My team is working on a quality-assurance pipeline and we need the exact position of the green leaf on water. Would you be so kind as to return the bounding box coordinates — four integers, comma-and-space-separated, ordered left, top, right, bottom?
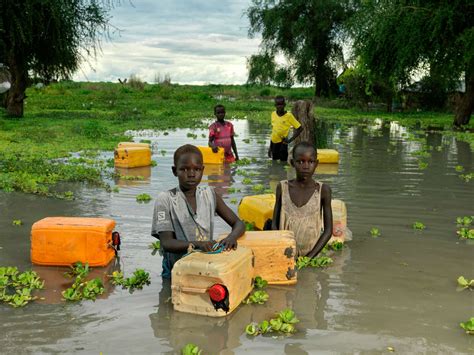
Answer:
460, 317, 474, 335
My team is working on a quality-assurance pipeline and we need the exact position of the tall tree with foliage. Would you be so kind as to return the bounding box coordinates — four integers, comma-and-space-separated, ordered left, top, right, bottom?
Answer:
247, 0, 353, 97
0, 0, 114, 117
350, 0, 474, 126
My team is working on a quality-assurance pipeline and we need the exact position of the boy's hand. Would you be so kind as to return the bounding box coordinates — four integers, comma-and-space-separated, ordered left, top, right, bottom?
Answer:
194, 241, 214, 252
211, 146, 219, 153
219, 236, 238, 251
282, 137, 289, 144
268, 147, 272, 158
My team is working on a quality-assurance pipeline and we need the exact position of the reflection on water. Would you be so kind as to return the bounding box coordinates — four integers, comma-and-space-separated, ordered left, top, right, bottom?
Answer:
1, 119, 473, 353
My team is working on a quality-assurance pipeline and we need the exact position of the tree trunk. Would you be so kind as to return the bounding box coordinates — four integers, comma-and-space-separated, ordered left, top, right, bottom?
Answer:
6, 55, 28, 117
453, 68, 473, 127
291, 100, 316, 146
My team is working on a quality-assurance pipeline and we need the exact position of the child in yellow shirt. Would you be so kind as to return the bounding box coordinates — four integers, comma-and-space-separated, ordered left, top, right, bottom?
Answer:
268, 96, 303, 162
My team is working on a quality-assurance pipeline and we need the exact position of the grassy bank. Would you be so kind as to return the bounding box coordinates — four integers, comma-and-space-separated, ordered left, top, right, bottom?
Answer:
0, 81, 471, 196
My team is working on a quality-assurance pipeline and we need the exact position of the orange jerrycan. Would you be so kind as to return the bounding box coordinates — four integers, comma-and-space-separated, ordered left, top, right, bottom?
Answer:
219, 230, 297, 285
171, 247, 254, 317
31, 217, 116, 267
117, 142, 151, 149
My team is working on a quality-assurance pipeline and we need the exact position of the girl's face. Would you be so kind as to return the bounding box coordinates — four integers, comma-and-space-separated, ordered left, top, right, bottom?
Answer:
291, 148, 318, 180
214, 106, 225, 121
172, 152, 204, 190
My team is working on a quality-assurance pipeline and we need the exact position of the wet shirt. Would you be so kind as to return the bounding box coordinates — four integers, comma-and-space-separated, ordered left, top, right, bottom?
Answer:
209, 121, 235, 162
270, 112, 301, 143
151, 186, 216, 278
279, 180, 323, 257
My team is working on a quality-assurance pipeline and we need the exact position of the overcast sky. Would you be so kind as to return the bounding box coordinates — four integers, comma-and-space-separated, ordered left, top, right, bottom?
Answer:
73, 0, 260, 85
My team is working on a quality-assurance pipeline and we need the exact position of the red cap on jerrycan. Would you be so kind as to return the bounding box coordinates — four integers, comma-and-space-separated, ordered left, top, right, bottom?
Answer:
208, 284, 230, 313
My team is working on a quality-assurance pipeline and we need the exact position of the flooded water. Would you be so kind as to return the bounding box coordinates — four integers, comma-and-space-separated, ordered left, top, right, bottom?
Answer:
1, 119, 473, 354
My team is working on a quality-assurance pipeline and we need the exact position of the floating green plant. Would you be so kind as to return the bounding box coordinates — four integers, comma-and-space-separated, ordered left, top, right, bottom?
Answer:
109, 269, 151, 291
149, 240, 161, 255
242, 178, 252, 185
181, 344, 202, 355
456, 216, 473, 227
245, 308, 299, 336
457, 276, 474, 290
245, 222, 255, 231
243, 290, 269, 305
370, 227, 381, 237
456, 228, 474, 239
455, 165, 464, 172
254, 276, 268, 289
412, 221, 426, 231
230, 198, 238, 204
136, 193, 152, 203
329, 241, 344, 251
252, 184, 265, 192
460, 317, 474, 335
296, 256, 333, 269
12, 219, 22, 226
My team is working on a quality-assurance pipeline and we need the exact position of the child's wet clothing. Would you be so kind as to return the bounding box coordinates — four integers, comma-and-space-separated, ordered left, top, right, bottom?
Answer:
209, 121, 235, 163
279, 180, 323, 256
151, 186, 216, 278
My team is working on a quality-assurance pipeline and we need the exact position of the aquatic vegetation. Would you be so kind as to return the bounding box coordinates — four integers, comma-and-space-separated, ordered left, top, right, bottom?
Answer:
254, 276, 268, 289
112, 186, 120, 193
245, 308, 299, 336
109, 269, 151, 291
455, 165, 464, 172
243, 290, 269, 304
456, 216, 473, 227
82, 279, 105, 300
252, 184, 265, 193
460, 317, 474, 335
263, 188, 273, 194
329, 241, 344, 251
186, 132, 198, 139
296, 256, 333, 269
456, 228, 474, 239
227, 187, 241, 193
242, 138, 250, 144
62, 276, 104, 302
136, 193, 152, 203
459, 173, 474, 182
245, 222, 255, 231
150, 160, 157, 167
139, 139, 151, 144
412, 222, 426, 231
65, 261, 90, 279
149, 240, 161, 256
0, 267, 44, 307
181, 344, 202, 355
417, 161, 428, 170
370, 227, 381, 237
242, 178, 252, 185
457, 276, 474, 290
230, 198, 238, 204
12, 219, 22, 226
233, 158, 251, 166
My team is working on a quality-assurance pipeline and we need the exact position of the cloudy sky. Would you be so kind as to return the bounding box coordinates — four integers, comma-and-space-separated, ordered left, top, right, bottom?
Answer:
73, 0, 261, 85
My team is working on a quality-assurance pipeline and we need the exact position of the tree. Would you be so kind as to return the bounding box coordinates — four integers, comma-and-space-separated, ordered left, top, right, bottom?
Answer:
247, 0, 354, 97
247, 53, 276, 86
350, 1, 474, 126
0, 0, 114, 117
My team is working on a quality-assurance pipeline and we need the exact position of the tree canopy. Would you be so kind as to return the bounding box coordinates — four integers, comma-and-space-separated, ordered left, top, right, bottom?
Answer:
0, 0, 114, 117
247, 0, 353, 97
350, 0, 474, 125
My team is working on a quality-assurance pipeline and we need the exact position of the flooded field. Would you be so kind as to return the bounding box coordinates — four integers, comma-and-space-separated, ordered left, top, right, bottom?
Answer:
1, 119, 473, 354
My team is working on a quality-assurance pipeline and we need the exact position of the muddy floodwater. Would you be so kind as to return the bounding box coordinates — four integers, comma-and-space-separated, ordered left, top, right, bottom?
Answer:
1, 119, 473, 354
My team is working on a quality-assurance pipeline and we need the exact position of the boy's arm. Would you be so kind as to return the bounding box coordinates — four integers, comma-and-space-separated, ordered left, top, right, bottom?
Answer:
153, 231, 214, 253
208, 125, 218, 153
215, 193, 245, 250
271, 182, 282, 230
285, 126, 303, 144
306, 184, 333, 258
231, 136, 239, 160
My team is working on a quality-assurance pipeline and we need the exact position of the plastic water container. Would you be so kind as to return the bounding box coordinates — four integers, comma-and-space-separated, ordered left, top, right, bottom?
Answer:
171, 247, 254, 317
114, 146, 151, 168
31, 217, 116, 266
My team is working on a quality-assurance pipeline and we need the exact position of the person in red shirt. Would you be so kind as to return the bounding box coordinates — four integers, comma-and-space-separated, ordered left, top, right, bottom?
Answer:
208, 104, 239, 163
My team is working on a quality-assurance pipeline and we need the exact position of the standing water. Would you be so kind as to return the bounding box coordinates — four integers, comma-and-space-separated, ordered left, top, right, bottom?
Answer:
1, 119, 473, 354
